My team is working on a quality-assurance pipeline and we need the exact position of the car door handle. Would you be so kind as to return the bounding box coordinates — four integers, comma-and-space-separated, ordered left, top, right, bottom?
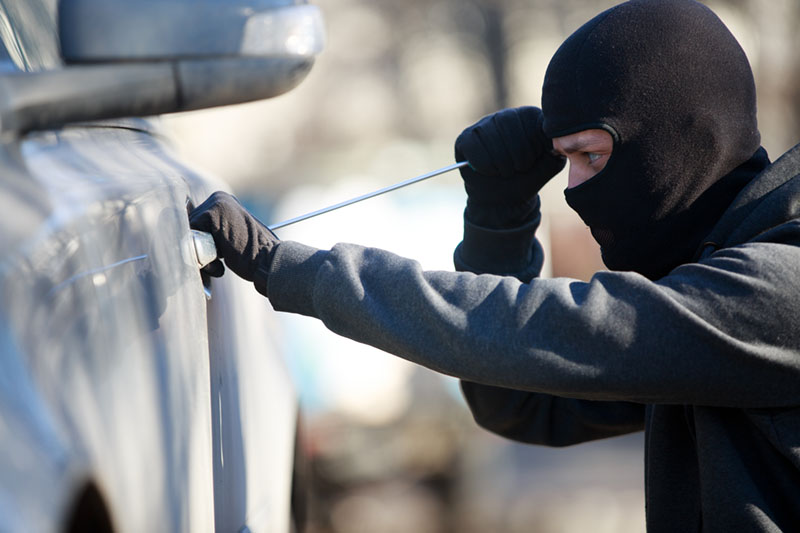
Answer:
191, 230, 217, 268
191, 230, 217, 300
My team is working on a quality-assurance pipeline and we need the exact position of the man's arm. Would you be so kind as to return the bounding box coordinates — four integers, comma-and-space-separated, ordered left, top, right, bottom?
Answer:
453, 198, 645, 445
460, 381, 645, 446
265, 224, 800, 408
447, 107, 645, 444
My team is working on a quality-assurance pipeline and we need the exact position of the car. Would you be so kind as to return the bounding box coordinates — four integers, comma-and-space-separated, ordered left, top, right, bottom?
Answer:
0, 0, 324, 531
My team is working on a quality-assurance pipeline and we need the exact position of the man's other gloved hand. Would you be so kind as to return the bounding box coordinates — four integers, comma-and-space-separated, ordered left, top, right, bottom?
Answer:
189, 191, 278, 295
455, 106, 565, 227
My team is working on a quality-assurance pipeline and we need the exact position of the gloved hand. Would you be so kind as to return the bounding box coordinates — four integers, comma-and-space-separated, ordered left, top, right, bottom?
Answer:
189, 191, 279, 295
455, 106, 565, 227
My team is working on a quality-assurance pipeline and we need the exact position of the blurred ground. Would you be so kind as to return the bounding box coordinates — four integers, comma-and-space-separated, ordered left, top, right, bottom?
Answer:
302, 374, 645, 533
163, 0, 800, 531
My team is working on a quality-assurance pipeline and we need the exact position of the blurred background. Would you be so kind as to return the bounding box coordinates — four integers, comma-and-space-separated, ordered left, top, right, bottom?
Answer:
164, 1, 799, 531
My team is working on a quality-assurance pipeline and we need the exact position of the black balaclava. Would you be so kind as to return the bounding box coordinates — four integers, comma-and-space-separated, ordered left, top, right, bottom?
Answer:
542, 0, 768, 280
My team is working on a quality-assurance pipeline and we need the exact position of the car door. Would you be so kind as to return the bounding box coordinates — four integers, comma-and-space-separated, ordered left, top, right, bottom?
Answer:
0, 0, 322, 530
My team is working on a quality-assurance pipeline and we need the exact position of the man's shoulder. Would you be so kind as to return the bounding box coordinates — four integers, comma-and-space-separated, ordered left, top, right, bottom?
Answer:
748, 143, 800, 220
738, 143, 800, 208
707, 144, 800, 249
765, 143, 800, 183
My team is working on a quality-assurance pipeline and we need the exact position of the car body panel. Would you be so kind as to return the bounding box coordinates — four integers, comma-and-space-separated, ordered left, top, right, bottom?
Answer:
4, 125, 217, 531
0, 121, 298, 531
0, 0, 312, 528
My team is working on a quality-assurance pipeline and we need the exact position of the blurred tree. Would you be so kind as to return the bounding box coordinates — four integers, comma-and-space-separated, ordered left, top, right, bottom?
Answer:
476, 1, 510, 109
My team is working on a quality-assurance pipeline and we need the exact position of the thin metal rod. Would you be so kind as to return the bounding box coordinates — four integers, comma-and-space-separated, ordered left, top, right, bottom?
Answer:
268, 161, 468, 231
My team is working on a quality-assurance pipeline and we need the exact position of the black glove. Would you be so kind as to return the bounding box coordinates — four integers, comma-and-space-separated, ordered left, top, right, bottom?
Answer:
455, 106, 565, 227
189, 191, 279, 295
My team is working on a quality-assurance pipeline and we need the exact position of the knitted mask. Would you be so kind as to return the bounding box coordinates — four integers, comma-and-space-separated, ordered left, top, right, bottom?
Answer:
541, 0, 765, 279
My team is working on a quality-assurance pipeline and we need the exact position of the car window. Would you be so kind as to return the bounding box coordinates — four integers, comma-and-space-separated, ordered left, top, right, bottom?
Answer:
0, 38, 17, 73
0, 0, 60, 71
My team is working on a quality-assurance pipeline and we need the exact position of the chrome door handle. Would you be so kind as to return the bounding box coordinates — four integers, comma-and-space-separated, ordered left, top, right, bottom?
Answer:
191, 230, 217, 300
191, 230, 217, 268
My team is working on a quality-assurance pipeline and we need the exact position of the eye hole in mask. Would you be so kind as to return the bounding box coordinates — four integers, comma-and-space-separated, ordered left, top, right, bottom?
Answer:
551, 128, 615, 189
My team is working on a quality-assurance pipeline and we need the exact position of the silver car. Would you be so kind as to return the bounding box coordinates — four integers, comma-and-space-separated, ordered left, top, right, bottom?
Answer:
0, 0, 323, 531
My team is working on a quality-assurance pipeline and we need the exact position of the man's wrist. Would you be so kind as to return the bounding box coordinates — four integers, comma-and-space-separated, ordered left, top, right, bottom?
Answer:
465, 195, 540, 230
253, 245, 275, 297
455, 203, 544, 281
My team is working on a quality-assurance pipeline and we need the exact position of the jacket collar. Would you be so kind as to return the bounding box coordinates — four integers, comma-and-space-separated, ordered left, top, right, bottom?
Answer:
698, 143, 800, 259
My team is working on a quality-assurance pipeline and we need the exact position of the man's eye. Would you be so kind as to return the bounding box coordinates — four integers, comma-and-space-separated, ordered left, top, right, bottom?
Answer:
587, 152, 602, 163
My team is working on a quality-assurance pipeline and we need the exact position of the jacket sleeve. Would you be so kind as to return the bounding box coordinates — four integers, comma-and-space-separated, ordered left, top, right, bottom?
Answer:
454, 200, 644, 445
265, 219, 800, 409
459, 380, 645, 446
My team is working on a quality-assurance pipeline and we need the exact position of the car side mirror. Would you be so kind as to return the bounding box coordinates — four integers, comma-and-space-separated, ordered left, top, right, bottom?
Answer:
59, 0, 324, 62
0, 1, 324, 136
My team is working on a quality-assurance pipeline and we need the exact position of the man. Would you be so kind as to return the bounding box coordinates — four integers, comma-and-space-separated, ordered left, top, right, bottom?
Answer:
190, 0, 800, 530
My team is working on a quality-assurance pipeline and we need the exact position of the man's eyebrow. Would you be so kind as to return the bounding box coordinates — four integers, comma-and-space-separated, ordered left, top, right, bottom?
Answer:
553, 135, 609, 155
552, 139, 585, 155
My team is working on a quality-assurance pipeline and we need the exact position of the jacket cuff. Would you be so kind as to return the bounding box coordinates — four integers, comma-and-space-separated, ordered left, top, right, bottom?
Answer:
454, 204, 543, 281
265, 241, 328, 318
253, 256, 270, 297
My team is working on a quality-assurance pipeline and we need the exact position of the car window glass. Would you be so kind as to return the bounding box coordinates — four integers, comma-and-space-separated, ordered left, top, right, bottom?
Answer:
0, 37, 17, 73
0, 0, 60, 71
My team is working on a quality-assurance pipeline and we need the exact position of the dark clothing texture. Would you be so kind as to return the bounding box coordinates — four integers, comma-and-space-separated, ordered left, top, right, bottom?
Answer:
264, 142, 800, 532
542, 0, 761, 279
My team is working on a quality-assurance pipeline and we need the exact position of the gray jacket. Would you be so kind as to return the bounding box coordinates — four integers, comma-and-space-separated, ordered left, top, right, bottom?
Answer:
266, 144, 800, 532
